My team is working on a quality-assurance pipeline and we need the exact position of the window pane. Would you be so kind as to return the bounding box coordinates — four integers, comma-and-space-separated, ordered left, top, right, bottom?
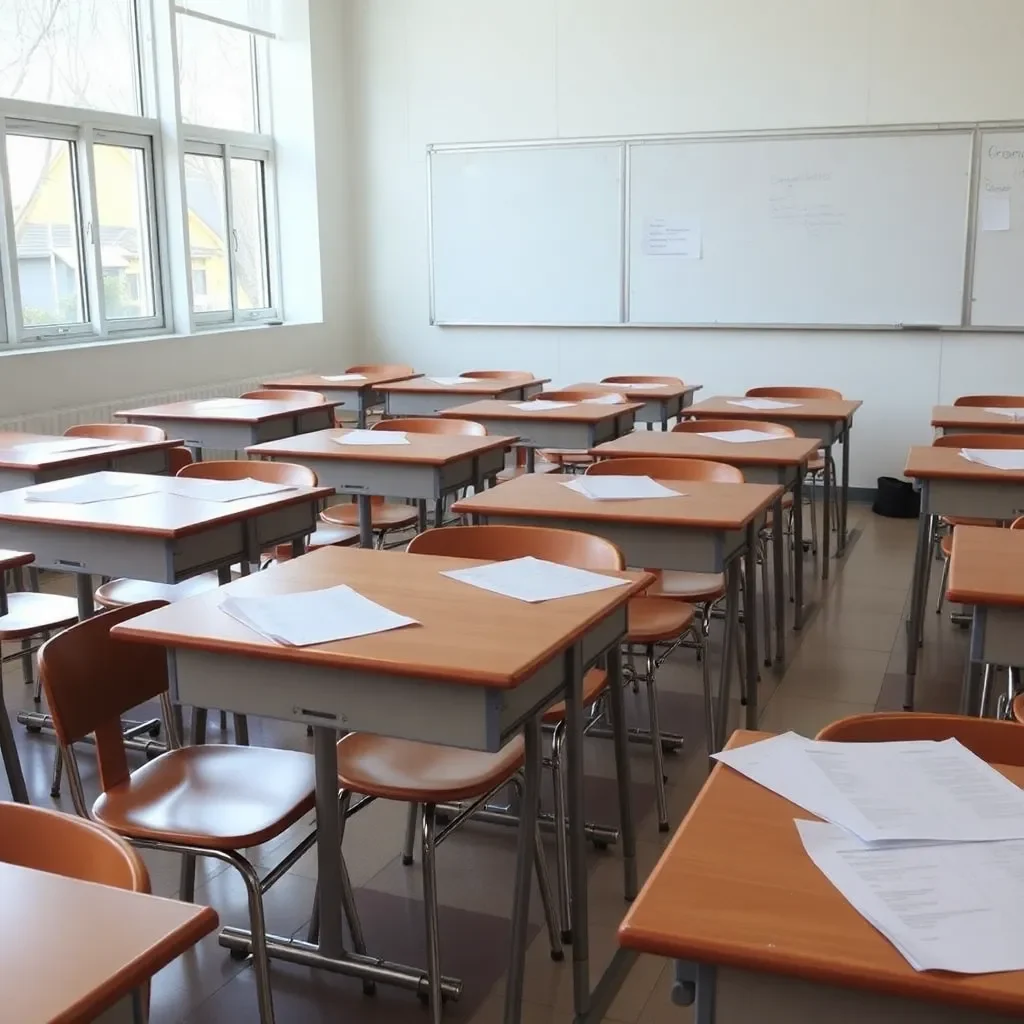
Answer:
177, 14, 257, 132
184, 153, 230, 313
0, 0, 139, 114
93, 144, 156, 320
8, 134, 87, 328
230, 158, 270, 310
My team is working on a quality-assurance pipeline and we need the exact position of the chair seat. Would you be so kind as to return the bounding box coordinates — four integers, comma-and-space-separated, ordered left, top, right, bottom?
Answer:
269, 523, 361, 562
95, 573, 223, 610
940, 534, 953, 558
1013, 694, 1024, 726
496, 461, 560, 481
93, 746, 315, 850
320, 503, 419, 531
538, 450, 594, 467
543, 668, 608, 724
0, 593, 78, 641
627, 596, 695, 644
645, 569, 726, 604
336, 733, 525, 803
940, 516, 998, 529
808, 455, 825, 473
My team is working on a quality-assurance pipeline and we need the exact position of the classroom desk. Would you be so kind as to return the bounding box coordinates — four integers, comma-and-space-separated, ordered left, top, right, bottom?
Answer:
116, 396, 334, 455
453, 473, 783, 744
112, 546, 650, 1024
903, 446, 1024, 707
261, 370, 422, 428
592, 432, 820, 640
618, 729, 1024, 1024
564, 381, 702, 430
1, 858, 217, 1024
0, 472, 332, 620
247, 428, 515, 549
948, 525, 1024, 716
378, 375, 548, 416
931, 405, 1024, 436
440, 399, 640, 471
0, 433, 178, 492
684, 397, 862, 579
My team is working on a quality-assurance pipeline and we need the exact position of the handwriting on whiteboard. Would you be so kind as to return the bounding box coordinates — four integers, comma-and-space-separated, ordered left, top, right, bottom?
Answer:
643, 217, 702, 258
768, 170, 845, 238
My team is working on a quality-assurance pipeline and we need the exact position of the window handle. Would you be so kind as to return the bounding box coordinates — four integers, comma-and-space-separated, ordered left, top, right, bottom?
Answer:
232, 228, 239, 253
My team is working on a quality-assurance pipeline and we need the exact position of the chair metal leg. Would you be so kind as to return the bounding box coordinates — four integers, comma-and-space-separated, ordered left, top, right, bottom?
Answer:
402, 803, 420, 866
219, 709, 228, 733
0, 687, 29, 803
979, 663, 995, 718
421, 803, 443, 1024
49, 745, 63, 798
808, 474, 819, 556
645, 645, 669, 833
232, 852, 277, 1024
549, 720, 572, 944
935, 556, 951, 615
517, 775, 564, 962
233, 713, 249, 746
759, 540, 771, 668
698, 624, 713, 760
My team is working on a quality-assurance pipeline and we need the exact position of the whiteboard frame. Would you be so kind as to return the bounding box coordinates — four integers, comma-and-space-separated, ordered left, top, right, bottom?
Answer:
426, 119, 1024, 331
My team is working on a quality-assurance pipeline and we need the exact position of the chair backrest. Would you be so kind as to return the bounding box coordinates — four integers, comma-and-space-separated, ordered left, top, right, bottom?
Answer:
601, 375, 684, 388
954, 395, 1024, 408
672, 419, 794, 438
816, 712, 1024, 767
586, 456, 744, 483
177, 459, 317, 487
933, 433, 1024, 450
1013, 517, 1024, 530
460, 369, 532, 381
65, 423, 166, 443
240, 389, 326, 404
39, 601, 170, 793
0, 802, 150, 892
168, 446, 194, 475
374, 417, 486, 436
346, 364, 416, 378
408, 523, 624, 571
543, 388, 620, 403
745, 386, 842, 400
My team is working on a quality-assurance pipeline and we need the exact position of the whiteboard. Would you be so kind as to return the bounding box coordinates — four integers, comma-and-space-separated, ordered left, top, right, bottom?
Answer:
627, 132, 974, 327
970, 131, 1024, 327
429, 143, 624, 325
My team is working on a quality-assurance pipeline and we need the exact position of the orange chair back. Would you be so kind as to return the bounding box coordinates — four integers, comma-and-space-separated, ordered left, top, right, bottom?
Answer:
587, 456, 743, 483
408, 524, 623, 572
602, 375, 684, 388
672, 419, 794, 438
933, 433, 1024, 450
745, 386, 842, 400
240, 389, 325, 404
39, 601, 170, 792
0, 802, 150, 892
65, 423, 166, 443
178, 459, 317, 487
374, 418, 486, 436
346, 364, 416, 378
954, 395, 1024, 408
816, 712, 1024, 767
168, 447, 194, 475
543, 388, 620, 403
460, 369, 532, 381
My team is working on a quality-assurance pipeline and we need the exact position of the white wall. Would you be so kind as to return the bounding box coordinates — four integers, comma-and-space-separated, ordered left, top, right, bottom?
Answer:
348, 0, 1024, 487
0, 0, 356, 421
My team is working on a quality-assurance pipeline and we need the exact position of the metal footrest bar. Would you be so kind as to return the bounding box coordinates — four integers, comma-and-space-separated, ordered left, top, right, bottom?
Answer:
217, 928, 463, 1001
18, 710, 164, 758
583, 723, 684, 753
434, 802, 620, 847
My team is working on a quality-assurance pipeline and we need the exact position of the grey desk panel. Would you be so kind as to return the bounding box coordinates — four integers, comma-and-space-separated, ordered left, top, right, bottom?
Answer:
122, 417, 257, 452
972, 606, 1024, 668
732, 464, 800, 488
244, 501, 319, 557
0, 449, 172, 493
633, 395, 685, 425
923, 478, 1024, 520
774, 417, 845, 447
0, 468, 42, 492
472, 411, 635, 452
109, 449, 172, 475
384, 384, 543, 417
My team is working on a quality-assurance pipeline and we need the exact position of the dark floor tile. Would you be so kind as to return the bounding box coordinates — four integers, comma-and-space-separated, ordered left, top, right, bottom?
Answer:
875, 671, 962, 714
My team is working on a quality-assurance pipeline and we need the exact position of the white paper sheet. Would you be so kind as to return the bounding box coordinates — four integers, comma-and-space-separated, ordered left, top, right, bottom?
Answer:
510, 400, 577, 411
643, 216, 702, 258
424, 376, 474, 386
164, 478, 297, 502
320, 374, 367, 382
582, 393, 626, 405
193, 398, 251, 409
562, 476, 683, 501
219, 584, 418, 646
10, 437, 120, 455
982, 407, 1024, 420
980, 193, 1012, 232
333, 430, 410, 446
441, 555, 629, 603
698, 429, 786, 443
727, 398, 800, 410
601, 382, 668, 390
960, 448, 1024, 471
23, 472, 159, 505
797, 820, 1024, 974
715, 733, 1024, 843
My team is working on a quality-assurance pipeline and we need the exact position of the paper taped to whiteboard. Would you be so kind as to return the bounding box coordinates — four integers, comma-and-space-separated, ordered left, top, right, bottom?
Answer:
981, 194, 1011, 232
643, 217, 701, 258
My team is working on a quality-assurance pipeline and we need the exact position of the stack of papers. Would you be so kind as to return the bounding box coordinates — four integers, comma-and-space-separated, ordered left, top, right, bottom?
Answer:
698, 429, 785, 444
510, 400, 577, 411
333, 430, 410, 446
715, 733, 1024, 974
960, 448, 1024, 471
562, 476, 682, 501
23, 473, 158, 504
441, 555, 629, 603
982, 407, 1024, 420
165, 478, 296, 502
11, 437, 120, 455
425, 376, 474, 386
220, 584, 418, 646
321, 374, 367, 382
727, 398, 800, 410
582, 393, 626, 405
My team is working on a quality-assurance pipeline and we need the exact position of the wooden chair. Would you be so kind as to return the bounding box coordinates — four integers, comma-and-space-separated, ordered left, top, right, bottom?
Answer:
0, 551, 78, 804
460, 369, 533, 381
65, 423, 166, 443
376, 417, 486, 436
601, 375, 684, 388
38, 602, 318, 1024
954, 395, 1024, 407
817, 712, 1024, 766
240, 389, 327, 404
346, 363, 416, 378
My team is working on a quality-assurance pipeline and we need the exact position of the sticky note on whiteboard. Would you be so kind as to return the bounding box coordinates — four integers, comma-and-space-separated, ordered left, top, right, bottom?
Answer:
981, 194, 1011, 232
644, 217, 702, 258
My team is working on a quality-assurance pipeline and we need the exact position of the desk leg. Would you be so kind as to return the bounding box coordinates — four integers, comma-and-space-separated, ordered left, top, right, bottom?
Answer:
821, 445, 832, 580
0, 575, 29, 801
743, 523, 759, 729
838, 423, 850, 557
960, 609, 986, 716
904, 508, 932, 706
357, 494, 373, 549
314, 725, 345, 956
772, 496, 785, 666
793, 474, 805, 631
714, 564, 741, 752
605, 648, 637, 899
75, 574, 94, 620
504, 715, 541, 1024
357, 394, 367, 430
695, 964, 717, 1024
526, 447, 536, 473
564, 642, 591, 1020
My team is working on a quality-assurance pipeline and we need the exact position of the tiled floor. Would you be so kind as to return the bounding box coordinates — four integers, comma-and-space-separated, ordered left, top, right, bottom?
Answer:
0, 503, 965, 1023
